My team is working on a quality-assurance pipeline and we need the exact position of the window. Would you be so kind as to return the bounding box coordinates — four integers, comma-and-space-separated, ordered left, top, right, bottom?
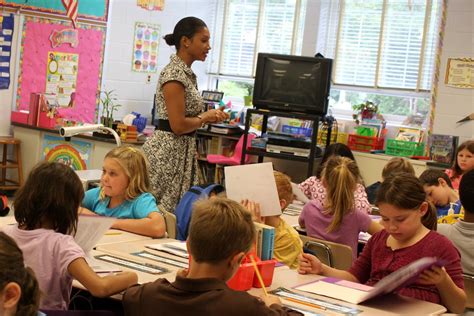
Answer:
317, 0, 442, 126
208, 0, 306, 104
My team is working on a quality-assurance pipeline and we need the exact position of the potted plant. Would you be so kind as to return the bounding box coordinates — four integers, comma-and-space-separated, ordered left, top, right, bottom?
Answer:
99, 90, 121, 127
242, 83, 253, 107
352, 101, 378, 125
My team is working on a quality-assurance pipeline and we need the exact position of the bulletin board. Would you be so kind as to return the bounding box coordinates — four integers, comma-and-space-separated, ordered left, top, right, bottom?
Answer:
16, 16, 106, 123
0, 0, 109, 22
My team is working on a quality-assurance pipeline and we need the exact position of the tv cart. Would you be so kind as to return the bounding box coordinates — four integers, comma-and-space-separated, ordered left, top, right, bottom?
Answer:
241, 108, 323, 178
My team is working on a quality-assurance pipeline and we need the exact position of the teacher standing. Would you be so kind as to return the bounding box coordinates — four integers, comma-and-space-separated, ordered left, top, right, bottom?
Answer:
143, 17, 228, 212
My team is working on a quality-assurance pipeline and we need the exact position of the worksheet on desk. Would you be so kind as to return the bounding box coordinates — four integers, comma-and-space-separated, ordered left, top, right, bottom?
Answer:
224, 162, 281, 217
75, 215, 116, 253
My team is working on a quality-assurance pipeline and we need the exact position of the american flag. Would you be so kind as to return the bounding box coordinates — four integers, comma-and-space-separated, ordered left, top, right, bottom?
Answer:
61, 0, 78, 28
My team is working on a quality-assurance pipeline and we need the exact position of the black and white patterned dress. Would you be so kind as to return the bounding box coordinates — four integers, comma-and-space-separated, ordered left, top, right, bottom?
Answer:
143, 54, 204, 212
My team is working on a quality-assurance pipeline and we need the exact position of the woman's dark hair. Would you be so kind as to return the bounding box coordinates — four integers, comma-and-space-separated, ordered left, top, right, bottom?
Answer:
0, 232, 40, 316
376, 173, 437, 230
450, 140, 474, 180
315, 143, 356, 178
163, 16, 207, 50
13, 161, 84, 235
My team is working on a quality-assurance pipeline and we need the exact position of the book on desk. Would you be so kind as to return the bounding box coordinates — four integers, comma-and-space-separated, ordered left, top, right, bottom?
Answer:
294, 257, 445, 304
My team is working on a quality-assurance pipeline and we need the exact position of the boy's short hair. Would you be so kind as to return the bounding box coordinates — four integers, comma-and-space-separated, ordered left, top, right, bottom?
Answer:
419, 169, 454, 188
459, 170, 474, 214
188, 197, 255, 263
274, 171, 293, 204
382, 157, 415, 180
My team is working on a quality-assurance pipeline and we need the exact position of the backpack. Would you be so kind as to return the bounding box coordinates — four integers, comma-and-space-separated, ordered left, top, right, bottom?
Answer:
175, 184, 224, 241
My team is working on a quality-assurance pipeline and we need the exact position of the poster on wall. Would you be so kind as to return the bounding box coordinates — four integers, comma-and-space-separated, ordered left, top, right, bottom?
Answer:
17, 17, 106, 123
445, 58, 474, 88
0, 0, 109, 22
0, 13, 14, 89
132, 22, 159, 73
42, 134, 92, 170
137, 0, 164, 11
46, 51, 79, 107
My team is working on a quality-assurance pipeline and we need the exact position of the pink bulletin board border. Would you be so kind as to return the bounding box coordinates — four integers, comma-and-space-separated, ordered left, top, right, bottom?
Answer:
16, 16, 106, 123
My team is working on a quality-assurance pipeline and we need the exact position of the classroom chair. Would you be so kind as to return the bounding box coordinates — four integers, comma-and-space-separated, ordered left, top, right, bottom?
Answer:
161, 208, 177, 239
0, 137, 23, 191
207, 133, 256, 166
300, 235, 353, 270
464, 273, 474, 309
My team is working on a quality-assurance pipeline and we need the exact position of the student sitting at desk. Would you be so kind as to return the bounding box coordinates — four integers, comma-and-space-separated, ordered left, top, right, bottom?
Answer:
438, 169, 474, 275
243, 171, 302, 269
299, 156, 383, 260
298, 173, 466, 314
81, 146, 166, 238
365, 157, 415, 205
123, 197, 303, 316
419, 169, 462, 220
298, 143, 371, 213
1, 162, 138, 310
0, 231, 40, 316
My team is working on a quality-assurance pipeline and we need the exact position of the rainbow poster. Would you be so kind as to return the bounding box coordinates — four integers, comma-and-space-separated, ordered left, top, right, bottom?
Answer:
41, 134, 92, 170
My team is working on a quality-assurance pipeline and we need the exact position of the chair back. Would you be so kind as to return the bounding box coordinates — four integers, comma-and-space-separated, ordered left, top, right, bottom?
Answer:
233, 133, 256, 163
465, 273, 474, 309
300, 235, 353, 270
161, 208, 177, 239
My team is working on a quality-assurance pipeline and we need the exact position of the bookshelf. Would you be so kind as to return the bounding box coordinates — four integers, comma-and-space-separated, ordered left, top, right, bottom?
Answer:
195, 129, 241, 184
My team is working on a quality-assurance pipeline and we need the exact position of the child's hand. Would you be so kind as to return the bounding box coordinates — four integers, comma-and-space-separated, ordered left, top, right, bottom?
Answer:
176, 268, 189, 278
260, 294, 282, 307
241, 199, 264, 223
418, 266, 448, 285
298, 253, 322, 275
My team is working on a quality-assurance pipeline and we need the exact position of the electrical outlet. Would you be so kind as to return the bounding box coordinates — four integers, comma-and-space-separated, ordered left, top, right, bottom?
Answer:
146, 75, 152, 84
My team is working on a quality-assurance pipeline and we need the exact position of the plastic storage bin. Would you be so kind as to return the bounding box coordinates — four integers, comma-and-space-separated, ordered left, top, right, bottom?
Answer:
348, 134, 385, 152
385, 139, 425, 157
252, 259, 277, 288
227, 263, 255, 291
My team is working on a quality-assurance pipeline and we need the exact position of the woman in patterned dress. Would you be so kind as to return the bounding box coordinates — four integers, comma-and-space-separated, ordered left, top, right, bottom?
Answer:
143, 17, 228, 212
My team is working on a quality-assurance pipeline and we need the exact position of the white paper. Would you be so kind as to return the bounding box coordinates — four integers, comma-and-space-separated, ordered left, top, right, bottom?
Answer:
75, 215, 116, 254
224, 162, 281, 216
291, 182, 309, 203
146, 241, 189, 258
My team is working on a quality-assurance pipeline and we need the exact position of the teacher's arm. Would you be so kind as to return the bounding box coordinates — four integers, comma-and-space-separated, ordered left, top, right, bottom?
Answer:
164, 81, 228, 135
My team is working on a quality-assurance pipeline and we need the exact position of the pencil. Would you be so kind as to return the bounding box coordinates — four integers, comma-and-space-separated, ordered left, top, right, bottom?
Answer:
105, 232, 122, 235
249, 255, 268, 296
284, 297, 326, 310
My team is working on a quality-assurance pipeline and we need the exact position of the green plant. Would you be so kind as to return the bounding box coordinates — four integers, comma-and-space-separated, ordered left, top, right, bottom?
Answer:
352, 100, 378, 124
99, 90, 121, 127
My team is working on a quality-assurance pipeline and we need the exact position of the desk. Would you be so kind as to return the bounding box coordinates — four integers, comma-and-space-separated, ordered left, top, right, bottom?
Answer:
0, 215, 16, 227
95, 239, 447, 315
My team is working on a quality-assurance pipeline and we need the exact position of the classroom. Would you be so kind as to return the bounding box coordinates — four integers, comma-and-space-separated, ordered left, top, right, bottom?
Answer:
0, 0, 473, 315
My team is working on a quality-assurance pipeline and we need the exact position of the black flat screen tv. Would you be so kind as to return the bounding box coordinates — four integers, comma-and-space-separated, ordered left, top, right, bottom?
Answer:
252, 53, 333, 116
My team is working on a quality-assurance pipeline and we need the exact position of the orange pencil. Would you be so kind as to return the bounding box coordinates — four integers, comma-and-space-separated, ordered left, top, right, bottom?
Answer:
284, 296, 327, 311
249, 255, 268, 296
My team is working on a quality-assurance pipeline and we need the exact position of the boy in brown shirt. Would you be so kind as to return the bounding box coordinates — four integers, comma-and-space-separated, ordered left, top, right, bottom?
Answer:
123, 197, 302, 316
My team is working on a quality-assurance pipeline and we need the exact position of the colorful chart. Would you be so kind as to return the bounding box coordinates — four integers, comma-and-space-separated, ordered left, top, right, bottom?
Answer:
42, 134, 92, 170
132, 22, 159, 73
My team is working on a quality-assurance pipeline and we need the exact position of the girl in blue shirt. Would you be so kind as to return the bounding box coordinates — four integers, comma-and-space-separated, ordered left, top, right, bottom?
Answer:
82, 146, 166, 238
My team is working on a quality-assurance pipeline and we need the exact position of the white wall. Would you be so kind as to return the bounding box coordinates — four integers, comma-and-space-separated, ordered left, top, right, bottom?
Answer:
433, 0, 474, 142
102, 0, 217, 121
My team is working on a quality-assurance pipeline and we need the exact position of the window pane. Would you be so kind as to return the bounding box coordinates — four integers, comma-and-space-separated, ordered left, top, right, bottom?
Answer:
259, 0, 296, 55
334, 0, 383, 86
221, 0, 259, 76
378, 0, 427, 89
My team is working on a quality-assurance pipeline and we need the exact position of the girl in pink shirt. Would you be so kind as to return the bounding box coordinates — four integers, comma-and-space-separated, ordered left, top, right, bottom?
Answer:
2, 162, 138, 310
298, 173, 466, 314
445, 140, 474, 190
299, 156, 383, 259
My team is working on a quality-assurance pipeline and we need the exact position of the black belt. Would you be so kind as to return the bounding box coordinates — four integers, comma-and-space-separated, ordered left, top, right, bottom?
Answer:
157, 119, 196, 137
